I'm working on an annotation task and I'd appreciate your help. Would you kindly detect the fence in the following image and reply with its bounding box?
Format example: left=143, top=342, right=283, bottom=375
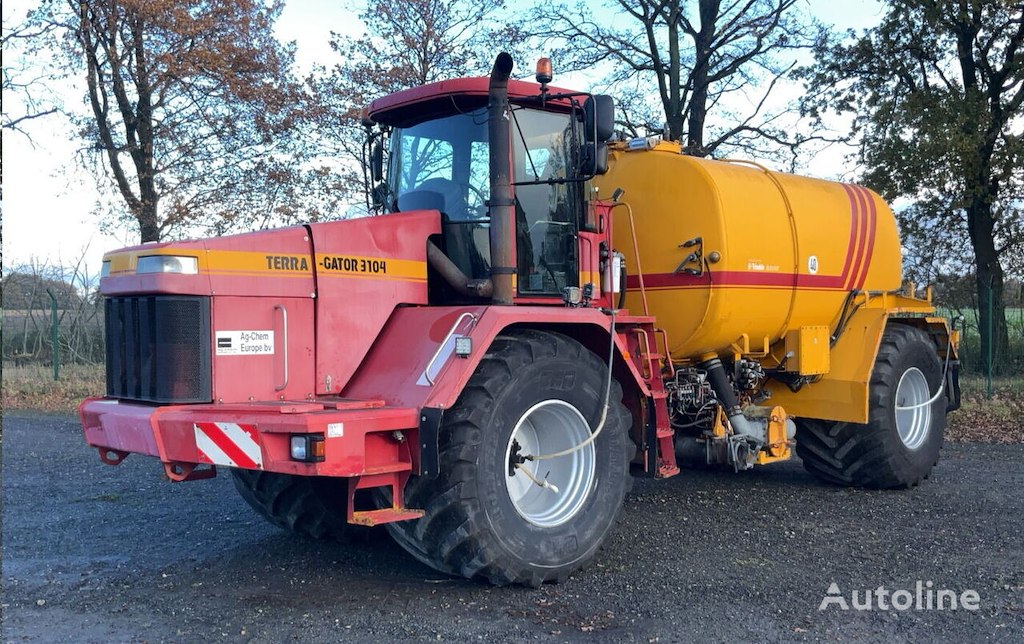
left=940, top=306, right=1024, bottom=377
left=2, top=282, right=1019, bottom=379
left=2, top=302, right=106, bottom=368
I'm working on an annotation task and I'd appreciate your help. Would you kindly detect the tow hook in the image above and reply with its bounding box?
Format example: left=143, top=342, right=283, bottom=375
left=163, top=462, right=216, bottom=482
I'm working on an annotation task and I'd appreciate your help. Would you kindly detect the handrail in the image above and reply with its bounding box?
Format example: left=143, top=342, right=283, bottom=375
left=423, top=312, right=478, bottom=386
left=610, top=201, right=649, bottom=316
left=274, top=304, right=289, bottom=392
left=655, top=327, right=675, bottom=377
left=629, top=327, right=653, bottom=381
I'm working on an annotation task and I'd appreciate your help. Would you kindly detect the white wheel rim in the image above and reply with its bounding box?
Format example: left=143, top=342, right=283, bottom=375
left=503, top=400, right=596, bottom=527
left=895, top=367, right=932, bottom=450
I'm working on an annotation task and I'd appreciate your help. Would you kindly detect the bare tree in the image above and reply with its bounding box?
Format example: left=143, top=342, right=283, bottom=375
left=23, top=0, right=337, bottom=243
left=307, top=0, right=523, bottom=211
left=1, top=254, right=104, bottom=365
left=529, top=0, right=821, bottom=158
left=2, top=15, right=60, bottom=135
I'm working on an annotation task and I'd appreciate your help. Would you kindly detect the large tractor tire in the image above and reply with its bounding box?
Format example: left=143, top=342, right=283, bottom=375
left=796, top=324, right=945, bottom=489
left=230, top=469, right=364, bottom=541
left=386, top=329, right=634, bottom=586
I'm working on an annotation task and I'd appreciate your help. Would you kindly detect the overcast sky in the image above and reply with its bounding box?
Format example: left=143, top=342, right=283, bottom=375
left=1, top=0, right=884, bottom=276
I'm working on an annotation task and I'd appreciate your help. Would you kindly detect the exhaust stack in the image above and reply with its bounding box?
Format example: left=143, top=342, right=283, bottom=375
left=487, top=52, right=516, bottom=305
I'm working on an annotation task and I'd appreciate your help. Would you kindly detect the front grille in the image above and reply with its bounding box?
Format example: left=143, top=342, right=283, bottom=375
left=105, top=296, right=212, bottom=403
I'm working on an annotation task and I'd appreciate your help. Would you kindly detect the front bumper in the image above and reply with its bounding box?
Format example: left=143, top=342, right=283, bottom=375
left=79, top=397, right=421, bottom=480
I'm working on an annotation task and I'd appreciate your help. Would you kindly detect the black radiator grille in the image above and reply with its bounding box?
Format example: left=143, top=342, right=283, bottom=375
left=105, top=296, right=212, bottom=403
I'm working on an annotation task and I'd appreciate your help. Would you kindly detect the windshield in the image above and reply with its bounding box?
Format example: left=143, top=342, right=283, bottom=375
left=388, top=106, right=578, bottom=295
left=390, top=108, right=490, bottom=221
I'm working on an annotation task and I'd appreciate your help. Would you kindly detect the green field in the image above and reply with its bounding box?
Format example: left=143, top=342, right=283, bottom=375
left=936, top=307, right=1024, bottom=330
left=934, top=307, right=1024, bottom=375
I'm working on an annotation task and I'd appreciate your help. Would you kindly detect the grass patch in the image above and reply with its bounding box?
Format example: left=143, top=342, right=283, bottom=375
left=1, top=364, right=1019, bottom=444
left=946, top=375, right=1024, bottom=444
left=2, top=363, right=105, bottom=415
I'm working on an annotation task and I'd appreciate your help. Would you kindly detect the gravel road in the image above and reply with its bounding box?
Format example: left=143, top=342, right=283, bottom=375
left=2, top=412, right=1022, bottom=643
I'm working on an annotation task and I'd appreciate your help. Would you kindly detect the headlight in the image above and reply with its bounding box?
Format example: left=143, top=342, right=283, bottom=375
left=290, top=434, right=325, bottom=462
left=136, top=255, right=199, bottom=274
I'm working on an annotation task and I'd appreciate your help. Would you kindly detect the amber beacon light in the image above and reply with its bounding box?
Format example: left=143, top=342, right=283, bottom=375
left=535, top=57, right=552, bottom=87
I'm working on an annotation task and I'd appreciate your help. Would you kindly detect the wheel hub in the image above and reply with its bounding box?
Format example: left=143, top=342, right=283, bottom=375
left=503, top=400, right=596, bottom=528
left=895, top=367, right=932, bottom=450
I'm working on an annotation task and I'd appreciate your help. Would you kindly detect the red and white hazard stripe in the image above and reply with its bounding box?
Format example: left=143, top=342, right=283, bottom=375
left=193, top=422, right=263, bottom=469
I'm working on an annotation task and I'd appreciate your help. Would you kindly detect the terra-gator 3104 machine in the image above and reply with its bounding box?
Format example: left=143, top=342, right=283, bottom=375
left=81, top=53, right=960, bottom=586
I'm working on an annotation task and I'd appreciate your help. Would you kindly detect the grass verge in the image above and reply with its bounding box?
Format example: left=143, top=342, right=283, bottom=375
left=946, top=375, right=1024, bottom=444
left=2, top=363, right=105, bottom=415
left=2, top=364, right=1021, bottom=443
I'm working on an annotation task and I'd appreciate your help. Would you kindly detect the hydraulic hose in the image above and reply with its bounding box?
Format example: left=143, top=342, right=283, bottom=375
left=701, top=356, right=759, bottom=439
left=523, top=309, right=617, bottom=462
left=895, top=331, right=953, bottom=411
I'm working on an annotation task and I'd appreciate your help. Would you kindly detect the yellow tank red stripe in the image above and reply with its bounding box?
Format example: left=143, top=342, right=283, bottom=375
left=839, top=184, right=863, bottom=289
left=845, top=186, right=868, bottom=290
left=626, top=183, right=878, bottom=292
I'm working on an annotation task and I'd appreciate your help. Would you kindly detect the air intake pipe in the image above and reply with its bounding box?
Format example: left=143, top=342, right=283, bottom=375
left=487, top=52, right=516, bottom=305
left=426, top=240, right=493, bottom=298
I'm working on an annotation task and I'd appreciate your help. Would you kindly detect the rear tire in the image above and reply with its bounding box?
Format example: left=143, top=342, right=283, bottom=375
left=796, top=324, right=945, bottom=489
left=230, top=469, right=364, bottom=541
left=386, top=329, right=634, bottom=586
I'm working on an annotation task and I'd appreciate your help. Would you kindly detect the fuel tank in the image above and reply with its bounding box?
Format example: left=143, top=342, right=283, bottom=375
left=595, top=141, right=902, bottom=359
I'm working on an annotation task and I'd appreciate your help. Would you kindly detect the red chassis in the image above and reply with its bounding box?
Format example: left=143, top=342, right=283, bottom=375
left=80, top=205, right=678, bottom=526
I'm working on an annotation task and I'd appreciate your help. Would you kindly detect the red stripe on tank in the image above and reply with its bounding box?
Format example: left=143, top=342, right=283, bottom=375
left=621, top=182, right=867, bottom=292
left=853, top=186, right=877, bottom=289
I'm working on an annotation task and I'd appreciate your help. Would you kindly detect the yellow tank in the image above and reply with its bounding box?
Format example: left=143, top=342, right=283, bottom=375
left=596, top=140, right=903, bottom=360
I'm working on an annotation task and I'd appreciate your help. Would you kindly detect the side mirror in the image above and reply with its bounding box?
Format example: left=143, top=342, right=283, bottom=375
left=371, top=182, right=389, bottom=208
left=579, top=142, right=609, bottom=176
left=583, top=95, right=614, bottom=143
left=370, top=142, right=384, bottom=183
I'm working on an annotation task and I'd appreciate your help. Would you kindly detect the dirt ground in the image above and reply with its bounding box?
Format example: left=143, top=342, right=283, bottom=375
left=2, top=411, right=1022, bottom=643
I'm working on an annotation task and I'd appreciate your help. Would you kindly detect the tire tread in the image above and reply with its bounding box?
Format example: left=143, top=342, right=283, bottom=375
left=795, top=324, right=945, bottom=489
left=230, top=469, right=360, bottom=541
left=385, top=329, right=634, bottom=586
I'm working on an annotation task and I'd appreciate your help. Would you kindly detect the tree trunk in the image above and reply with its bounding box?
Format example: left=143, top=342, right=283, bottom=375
left=666, top=5, right=681, bottom=141
left=685, top=0, right=719, bottom=156
left=969, top=200, right=1011, bottom=374
left=138, top=199, right=160, bottom=242
left=953, top=14, right=1011, bottom=375
left=80, top=2, right=161, bottom=244
left=129, top=15, right=159, bottom=243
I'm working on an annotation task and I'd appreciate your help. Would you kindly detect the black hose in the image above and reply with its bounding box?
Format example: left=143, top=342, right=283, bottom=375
left=701, top=357, right=740, bottom=414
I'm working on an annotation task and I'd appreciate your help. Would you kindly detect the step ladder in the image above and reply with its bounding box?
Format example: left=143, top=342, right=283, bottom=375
left=616, top=317, right=680, bottom=479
